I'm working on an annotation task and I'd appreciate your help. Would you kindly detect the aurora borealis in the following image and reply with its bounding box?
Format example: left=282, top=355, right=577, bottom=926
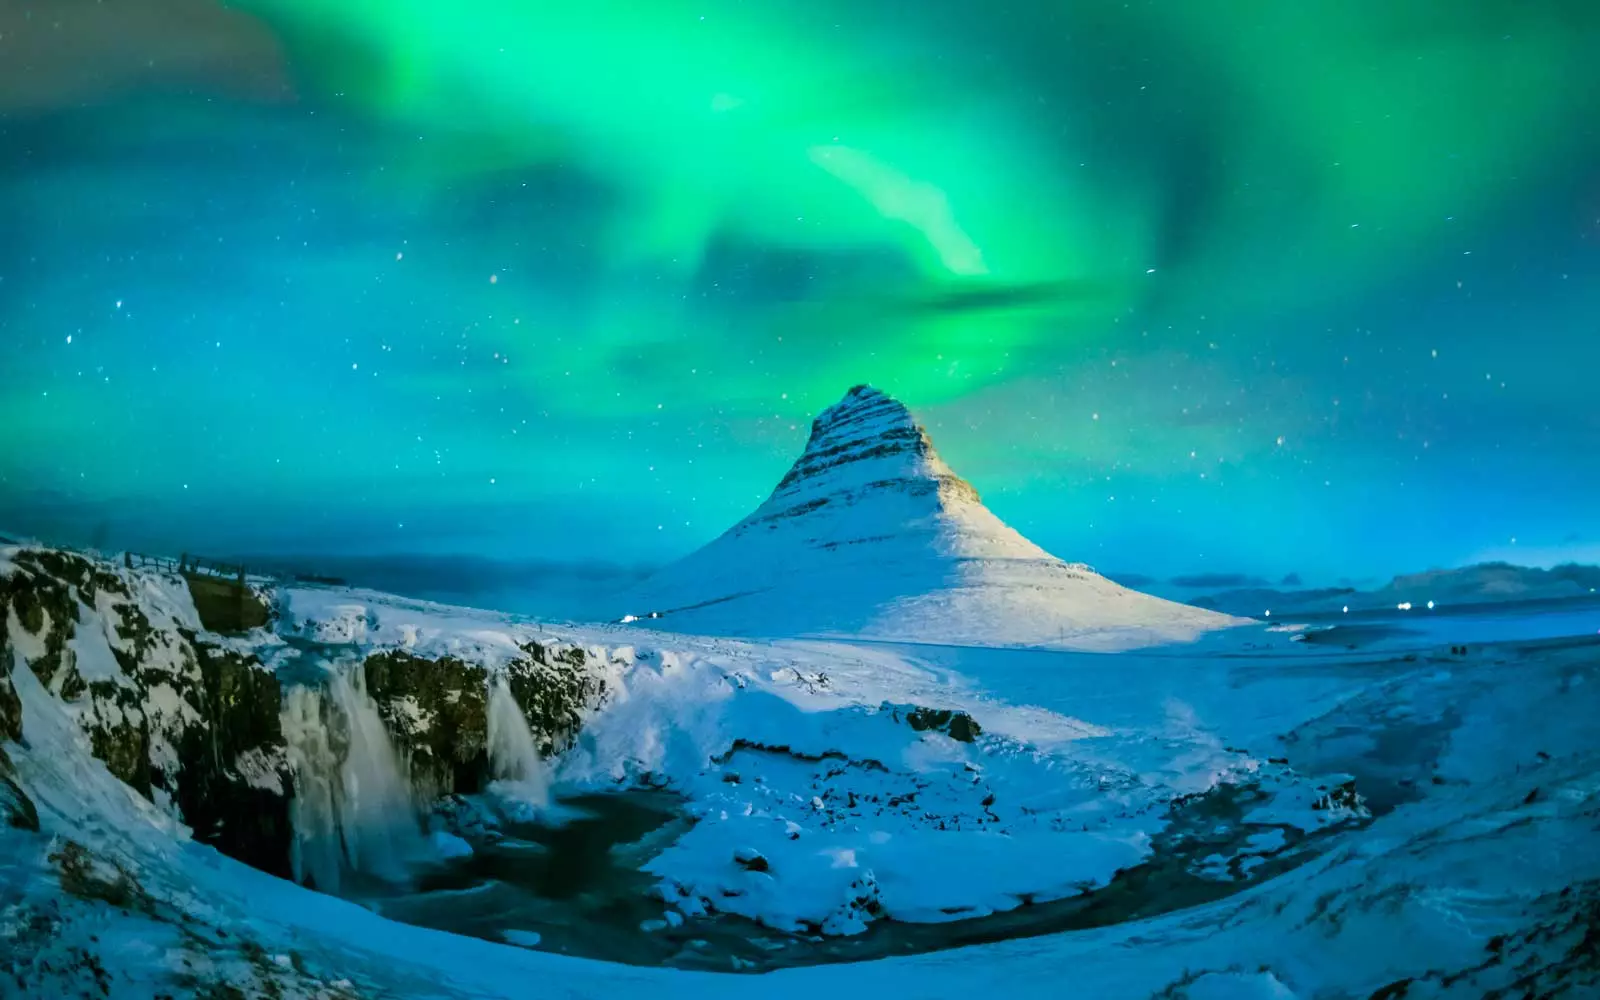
left=2, top=1, right=1598, bottom=588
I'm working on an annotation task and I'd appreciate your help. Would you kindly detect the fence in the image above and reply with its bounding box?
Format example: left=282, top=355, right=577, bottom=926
left=125, top=552, right=252, bottom=583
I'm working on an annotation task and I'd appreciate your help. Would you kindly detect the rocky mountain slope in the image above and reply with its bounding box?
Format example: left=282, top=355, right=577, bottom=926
left=617, top=385, right=1244, bottom=649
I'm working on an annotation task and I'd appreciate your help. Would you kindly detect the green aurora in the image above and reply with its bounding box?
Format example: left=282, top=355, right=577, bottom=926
left=1, top=0, right=1597, bottom=587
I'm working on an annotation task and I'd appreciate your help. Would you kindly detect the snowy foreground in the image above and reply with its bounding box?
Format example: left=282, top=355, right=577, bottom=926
left=3, top=551, right=1600, bottom=997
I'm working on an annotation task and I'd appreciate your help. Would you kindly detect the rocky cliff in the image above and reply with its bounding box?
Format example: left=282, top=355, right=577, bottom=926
left=0, top=545, right=615, bottom=885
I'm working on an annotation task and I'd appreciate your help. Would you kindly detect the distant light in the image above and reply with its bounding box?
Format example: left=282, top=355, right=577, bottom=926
left=489, top=274, right=498, bottom=284
left=1398, top=602, right=1412, bottom=611
left=1342, top=606, right=1349, bottom=613
left=1426, top=600, right=1435, bottom=610
left=1264, top=610, right=1271, bottom=618
left=66, top=335, right=72, bottom=344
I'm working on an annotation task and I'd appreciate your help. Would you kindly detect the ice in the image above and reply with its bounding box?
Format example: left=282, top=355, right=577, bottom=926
left=485, top=675, right=550, bottom=811
left=281, top=666, right=431, bottom=892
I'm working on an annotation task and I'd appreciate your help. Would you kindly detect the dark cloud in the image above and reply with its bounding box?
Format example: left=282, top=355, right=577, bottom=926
left=0, top=0, right=287, bottom=112
left=1169, top=572, right=1270, bottom=590
left=895, top=279, right=1113, bottom=316
left=1280, top=573, right=1303, bottom=587
left=691, top=233, right=914, bottom=307
left=230, top=552, right=653, bottom=619
left=1105, top=571, right=1158, bottom=588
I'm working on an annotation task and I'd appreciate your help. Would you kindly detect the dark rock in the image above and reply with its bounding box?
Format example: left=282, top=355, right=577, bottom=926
left=0, top=555, right=78, bottom=692
left=182, top=574, right=271, bottom=635
left=505, top=641, right=609, bottom=757
left=1312, top=779, right=1363, bottom=812
left=0, top=746, right=39, bottom=831
left=894, top=705, right=982, bottom=743
left=173, top=639, right=292, bottom=878
left=0, top=611, right=19, bottom=745
left=3, top=549, right=294, bottom=876
left=362, top=641, right=610, bottom=800
left=362, top=649, right=490, bottom=797
left=734, top=848, right=770, bottom=873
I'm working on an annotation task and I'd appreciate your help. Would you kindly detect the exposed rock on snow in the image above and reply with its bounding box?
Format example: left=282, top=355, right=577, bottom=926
left=0, top=546, right=618, bottom=889
left=0, top=546, right=294, bottom=874
left=616, top=385, right=1246, bottom=649
left=0, top=745, right=38, bottom=830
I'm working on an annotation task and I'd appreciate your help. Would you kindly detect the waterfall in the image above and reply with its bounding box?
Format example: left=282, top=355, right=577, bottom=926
left=485, top=675, right=549, bottom=813
left=281, top=665, right=429, bottom=893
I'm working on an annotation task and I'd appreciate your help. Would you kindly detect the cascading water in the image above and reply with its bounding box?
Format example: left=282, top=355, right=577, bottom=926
left=485, top=674, right=550, bottom=815
left=280, top=663, right=430, bottom=893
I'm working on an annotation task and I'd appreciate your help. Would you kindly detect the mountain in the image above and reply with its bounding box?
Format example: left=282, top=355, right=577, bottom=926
left=1190, top=562, right=1600, bottom=617
left=1363, top=561, right=1600, bottom=607
left=614, top=385, right=1244, bottom=649
left=1190, top=586, right=1358, bottom=617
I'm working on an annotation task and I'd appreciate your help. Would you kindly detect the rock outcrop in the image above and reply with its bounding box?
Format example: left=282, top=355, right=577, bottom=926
left=1, top=545, right=618, bottom=887
left=362, top=641, right=608, bottom=801
left=0, top=548, right=294, bottom=875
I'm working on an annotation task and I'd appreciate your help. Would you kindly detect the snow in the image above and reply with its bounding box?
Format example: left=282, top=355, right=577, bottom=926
left=67, top=600, right=126, bottom=685
left=614, top=386, right=1247, bottom=650
left=4, top=543, right=1600, bottom=997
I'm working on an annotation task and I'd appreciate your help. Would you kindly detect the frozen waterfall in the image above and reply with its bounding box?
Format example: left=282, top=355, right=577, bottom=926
left=280, top=665, right=429, bottom=893
left=485, top=675, right=549, bottom=813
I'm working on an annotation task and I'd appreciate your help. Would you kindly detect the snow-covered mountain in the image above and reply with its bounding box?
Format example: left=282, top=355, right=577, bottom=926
left=1191, top=562, right=1600, bottom=617
left=618, top=385, right=1243, bottom=649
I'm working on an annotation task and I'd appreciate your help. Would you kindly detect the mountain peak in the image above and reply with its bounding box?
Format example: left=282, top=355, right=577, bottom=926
left=617, top=386, right=1244, bottom=649
left=781, top=385, right=933, bottom=480
left=808, top=384, right=915, bottom=446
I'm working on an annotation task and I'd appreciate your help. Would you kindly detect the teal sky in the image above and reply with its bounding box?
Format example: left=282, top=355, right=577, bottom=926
left=2, top=0, right=1598, bottom=588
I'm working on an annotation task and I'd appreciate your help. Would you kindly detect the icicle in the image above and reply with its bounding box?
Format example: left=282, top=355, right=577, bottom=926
left=485, top=674, right=549, bottom=813
left=281, top=664, right=429, bottom=892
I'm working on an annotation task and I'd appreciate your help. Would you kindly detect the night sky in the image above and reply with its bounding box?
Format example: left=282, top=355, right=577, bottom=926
left=2, top=0, right=1598, bottom=589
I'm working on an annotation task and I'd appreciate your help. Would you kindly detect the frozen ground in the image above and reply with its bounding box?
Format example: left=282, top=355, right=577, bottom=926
left=4, top=562, right=1599, bottom=997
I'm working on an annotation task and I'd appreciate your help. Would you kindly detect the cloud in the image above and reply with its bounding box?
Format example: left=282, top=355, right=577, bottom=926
left=1280, top=572, right=1303, bottom=587
left=224, top=553, right=654, bottom=619
left=1105, top=571, right=1158, bottom=588
left=0, top=0, right=288, bottom=112
left=1168, top=572, right=1270, bottom=590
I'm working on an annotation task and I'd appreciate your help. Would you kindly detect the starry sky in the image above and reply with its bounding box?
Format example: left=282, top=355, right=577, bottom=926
left=2, top=0, right=1598, bottom=592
